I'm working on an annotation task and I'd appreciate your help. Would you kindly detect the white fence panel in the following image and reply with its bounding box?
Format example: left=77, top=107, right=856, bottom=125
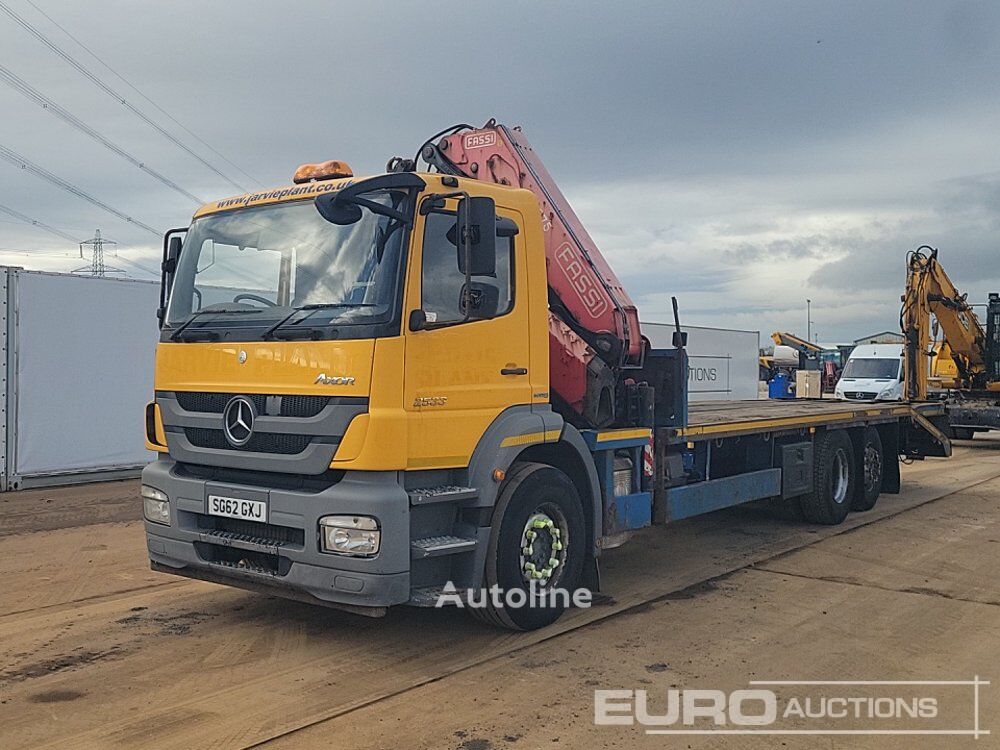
left=642, top=321, right=760, bottom=401
left=10, top=269, right=158, bottom=485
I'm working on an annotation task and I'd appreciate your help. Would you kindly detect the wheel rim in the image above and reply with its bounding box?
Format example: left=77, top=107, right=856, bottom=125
left=864, top=442, right=882, bottom=493
left=518, top=503, right=570, bottom=587
left=831, top=448, right=850, bottom=504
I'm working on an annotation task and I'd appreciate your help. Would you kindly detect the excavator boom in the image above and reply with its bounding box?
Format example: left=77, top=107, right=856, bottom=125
left=901, top=246, right=988, bottom=400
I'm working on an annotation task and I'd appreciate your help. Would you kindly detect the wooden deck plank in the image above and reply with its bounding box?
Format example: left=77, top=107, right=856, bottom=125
left=685, top=398, right=906, bottom=426
left=673, top=400, right=947, bottom=442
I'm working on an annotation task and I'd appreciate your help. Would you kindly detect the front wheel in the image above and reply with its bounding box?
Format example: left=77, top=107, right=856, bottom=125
left=472, top=462, right=586, bottom=630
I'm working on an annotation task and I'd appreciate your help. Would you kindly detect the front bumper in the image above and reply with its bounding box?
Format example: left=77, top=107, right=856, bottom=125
left=142, top=458, right=411, bottom=610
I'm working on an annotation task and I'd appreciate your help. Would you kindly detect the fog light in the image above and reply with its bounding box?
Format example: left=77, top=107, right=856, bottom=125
left=141, top=485, right=170, bottom=525
left=320, top=515, right=380, bottom=556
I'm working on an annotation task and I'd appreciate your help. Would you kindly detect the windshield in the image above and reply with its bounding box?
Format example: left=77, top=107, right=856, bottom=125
left=842, top=358, right=901, bottom=380
left=164, top=190, right=410, bottom=335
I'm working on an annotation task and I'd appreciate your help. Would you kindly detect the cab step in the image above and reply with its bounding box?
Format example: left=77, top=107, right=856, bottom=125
left=407, top=485, right=479, bottom=506
left=411, top=535, right=478, bottom=559
left=409, top=585, right=469, bottom=607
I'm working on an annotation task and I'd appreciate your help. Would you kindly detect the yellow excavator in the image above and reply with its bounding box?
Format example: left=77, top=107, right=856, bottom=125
left=901, top=246, right=1000, bottom=438
left=930, top=341, right=960, bottom=389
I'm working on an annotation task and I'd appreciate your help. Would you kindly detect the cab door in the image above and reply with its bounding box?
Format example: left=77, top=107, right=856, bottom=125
left=403, top=199, right=532, bottom=469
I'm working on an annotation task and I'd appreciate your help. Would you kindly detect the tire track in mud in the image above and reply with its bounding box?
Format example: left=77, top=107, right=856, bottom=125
left=245, top=469, right=1000, bottom=749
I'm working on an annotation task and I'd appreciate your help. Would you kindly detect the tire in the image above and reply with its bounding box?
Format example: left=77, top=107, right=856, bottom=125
left=471, top=462, right=586, bottom=631
left=852, top=426, right=883, bottom=512
left=799, top=430, right=855, bottom=525
left=952, top=427, right=975, bottom=440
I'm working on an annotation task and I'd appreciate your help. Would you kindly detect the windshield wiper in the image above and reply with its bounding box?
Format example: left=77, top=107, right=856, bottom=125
left=260, top=303, right=373, bottom=340
left=169, top=305, right=264, bottom=342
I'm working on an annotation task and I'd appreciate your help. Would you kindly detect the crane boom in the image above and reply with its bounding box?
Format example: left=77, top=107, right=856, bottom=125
left=771, top=331, right=823, bottom=353
left=421, top=120, right=644, bottom=426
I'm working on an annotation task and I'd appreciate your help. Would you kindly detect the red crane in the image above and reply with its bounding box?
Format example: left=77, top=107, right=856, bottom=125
left=420, top=120, right=645, bottom=426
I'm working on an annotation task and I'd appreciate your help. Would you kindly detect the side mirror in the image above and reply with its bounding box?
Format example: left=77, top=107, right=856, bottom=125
left=315, top=196, right=363, bottom=225
left=158, top=229, right=186, bottom=326
left=165, top=235, right=183, bottom=273
left=408, top=309, right=428, bottom=331
left=461, top=282, right=500, bottom=320
left=497, top=216, right=519, bottom=238
left=456, top=196, right=497, bottom=277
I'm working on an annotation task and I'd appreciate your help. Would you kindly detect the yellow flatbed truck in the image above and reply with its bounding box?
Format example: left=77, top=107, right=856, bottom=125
left=141, top=122, right=951, bottom=630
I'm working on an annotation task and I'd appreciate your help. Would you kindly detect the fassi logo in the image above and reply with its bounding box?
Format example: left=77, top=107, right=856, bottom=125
left=464, top=131, right=497, bottom=149
left=554, top=242, right=609, bottom=320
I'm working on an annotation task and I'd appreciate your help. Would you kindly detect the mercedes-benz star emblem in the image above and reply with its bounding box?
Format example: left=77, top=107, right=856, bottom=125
left=223, top=396, right=255, bottom=447
left=237, top=350, right=247, bottom=364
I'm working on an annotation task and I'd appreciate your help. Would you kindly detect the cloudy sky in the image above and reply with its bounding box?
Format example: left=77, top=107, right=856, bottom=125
left=1, top=0, right=998, bottom=342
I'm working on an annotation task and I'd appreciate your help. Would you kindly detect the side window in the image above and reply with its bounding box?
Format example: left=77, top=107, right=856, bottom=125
left=421, top=211, right=514, bottom=324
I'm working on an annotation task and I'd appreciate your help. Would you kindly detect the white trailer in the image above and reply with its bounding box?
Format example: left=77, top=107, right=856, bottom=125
left=1, top=267, right=158, bottom=490
left=641, top=321, right=760, bottom=401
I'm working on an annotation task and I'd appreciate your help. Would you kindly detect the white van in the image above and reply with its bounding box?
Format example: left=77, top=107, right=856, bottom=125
left=835, top=344, right=904, bottom=401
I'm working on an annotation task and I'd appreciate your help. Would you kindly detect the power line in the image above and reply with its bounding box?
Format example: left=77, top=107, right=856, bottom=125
left=0, top=142, right=160, bottom=236
left=0, top=207, right=160, bottom=277
left=23, top=0, right=262, bottom=189
left=0, top=248, right=76, bottom=258
left=0, top=0, right=252, bottom=193
left=0, top=63, right=203, bottom=204
left=0, top=200, right=79, bottom=242
left=115, top=253, right=161, bottom=278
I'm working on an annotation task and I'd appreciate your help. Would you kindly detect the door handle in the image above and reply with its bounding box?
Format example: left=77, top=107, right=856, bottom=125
left=501, top=366, right=528, bottom=376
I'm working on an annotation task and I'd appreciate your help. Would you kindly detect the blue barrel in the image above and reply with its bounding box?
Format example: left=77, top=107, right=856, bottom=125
left=768, top=371, right=794, bottom=399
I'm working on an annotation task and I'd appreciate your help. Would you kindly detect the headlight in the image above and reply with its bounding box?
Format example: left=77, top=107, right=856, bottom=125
left=141, top=485, right=170, bottom=525
left=319, top=515, right=380, bottom=556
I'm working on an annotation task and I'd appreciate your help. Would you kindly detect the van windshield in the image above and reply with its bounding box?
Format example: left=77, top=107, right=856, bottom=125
left=842, top=358, right=900, bottom=379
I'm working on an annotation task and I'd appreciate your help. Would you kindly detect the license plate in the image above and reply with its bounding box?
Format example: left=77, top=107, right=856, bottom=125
left=207, top=495, right=267, bottom=522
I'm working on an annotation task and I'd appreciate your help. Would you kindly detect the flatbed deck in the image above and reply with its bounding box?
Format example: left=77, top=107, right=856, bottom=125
left=671, top=399, right=945, bottom=442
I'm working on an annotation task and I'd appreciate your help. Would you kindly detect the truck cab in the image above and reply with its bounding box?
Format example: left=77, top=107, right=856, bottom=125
left=143, top=165, right=614, bottom=629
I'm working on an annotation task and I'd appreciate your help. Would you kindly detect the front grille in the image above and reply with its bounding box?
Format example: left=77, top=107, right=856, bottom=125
left=185, top=427, right=312, bottom=455
left=175, top=462, right=346, bottom=492
left=175, top=392, right=266, bottom=414
left=199, top=516, right=305, bottom=547
left=194, top=542, right=289, bottom=576
left=174, top=391, right=329, bottom=417
left=280, top=395, right=330, bottom=418
left=845, top=391, right=878, bottom=400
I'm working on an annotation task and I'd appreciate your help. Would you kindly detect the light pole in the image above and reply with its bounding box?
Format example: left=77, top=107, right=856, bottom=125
left=807, top=299, right=812, bottom=342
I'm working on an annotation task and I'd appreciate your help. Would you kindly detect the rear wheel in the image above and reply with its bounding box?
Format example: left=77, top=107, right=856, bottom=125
left=800, top=430, right=855, bottom=525
left=852, top=427, right=883, bottom=512
left=472, top=462, right=586, bottom=631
